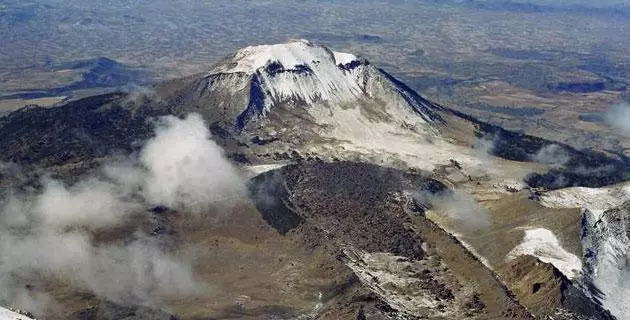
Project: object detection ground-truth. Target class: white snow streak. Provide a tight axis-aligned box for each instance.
[207,40,533,181]
[332,51,357,65]
[214,39,357,74]
[540,183,630,217]
[0,307,34,320]
[507,228,582,279]
[209,39,365,113]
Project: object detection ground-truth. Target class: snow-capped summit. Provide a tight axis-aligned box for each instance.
[211,39,359,74]
[208,39,368,116]
[200,39,443,130]
[150,40,485,174]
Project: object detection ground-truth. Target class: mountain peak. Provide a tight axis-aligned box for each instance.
[171,40,445,132]
[210,39,361,74]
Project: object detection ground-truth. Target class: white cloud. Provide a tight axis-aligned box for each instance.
[141,113,245,212]
[605,103,630,136]
[0,113,241,314]
[35,178,140,230]
[532,144,570,167]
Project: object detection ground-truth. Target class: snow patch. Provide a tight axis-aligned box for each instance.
[304,101,535,180]
[210,39,369,119]
[206,41,530,180]
[507,228,582,279]
[332,51,357,66]
[0,307,34,320]
[205,40,449,148]
[536,179,630,318]
[212,39,358,75]
[540,183,630,217]
[244,164,286,177]
[255,57,364,106]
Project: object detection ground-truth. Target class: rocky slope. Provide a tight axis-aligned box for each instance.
[249,161,532,319]
[500,255,614,320]
[0,161,534,320]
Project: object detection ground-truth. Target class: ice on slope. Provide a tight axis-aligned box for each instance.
[581,206,630,320]
[540,182,630,217]
[0,307,34,320]
[304,102,536,180]
[208,40,532,181]
[540,183,630,319]
[213,39,358,74]
[332,51,358,65]
[210,39,368,115]
[507,228,582,279]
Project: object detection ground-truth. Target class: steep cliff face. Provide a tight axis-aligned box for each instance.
[500,255,615,320]
[581,202,630,319]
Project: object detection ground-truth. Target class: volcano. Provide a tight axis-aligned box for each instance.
[0,40,624,320]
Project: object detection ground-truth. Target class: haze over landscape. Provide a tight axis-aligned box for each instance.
[1,1,630,320]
